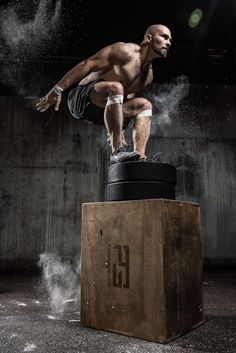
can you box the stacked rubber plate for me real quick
[106,162,176,201]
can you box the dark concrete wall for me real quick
[0,84,236,270]
[0,96,107,271]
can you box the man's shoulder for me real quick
[112,42,140,57]
[112,42,139,50]
[108,42,139,63]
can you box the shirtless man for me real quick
[36,24,172,164]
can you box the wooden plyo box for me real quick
[81,199,204,343]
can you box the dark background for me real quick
[1,0,236,94]
[59,0,236,84]
[56,0,236,53]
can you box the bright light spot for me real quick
[189,8,203,28]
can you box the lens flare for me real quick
[189,8,203,28]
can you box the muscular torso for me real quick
[79,43,153,95]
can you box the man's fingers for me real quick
[36,104,46,111]
[36,97,48,107]
[36,104,50,112]
[40,105,50,112]
[39,96,47,103]
[35,93,60,112]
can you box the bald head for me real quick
[144,24,171,38]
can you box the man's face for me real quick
[151,26,172,58]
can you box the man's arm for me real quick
[36,42,132,112]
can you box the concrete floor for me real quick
[0,270,236,353]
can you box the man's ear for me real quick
[146,34,152,43]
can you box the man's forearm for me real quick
[56,60,91,91]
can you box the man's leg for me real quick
[132,112,152,158]
[104,93,124,152]
[90,81,124,151]
[89,81,141,163]
[123,97,152,158]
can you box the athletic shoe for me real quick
[110,147,140,164]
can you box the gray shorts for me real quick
[67,80,105,125]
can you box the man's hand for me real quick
[36,87,62,112]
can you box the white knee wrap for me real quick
[136,109,152,118]
[106,95,124,106]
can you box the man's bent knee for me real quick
[136,109,152,119]
[135,99,152,118]
[107,81,124,96]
